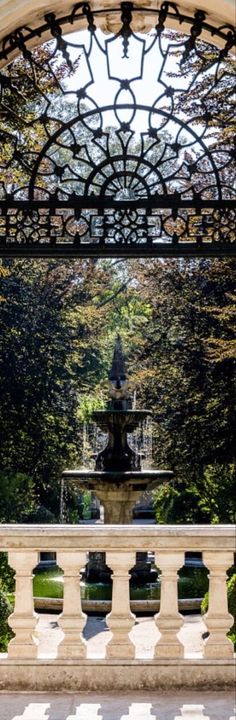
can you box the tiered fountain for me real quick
[63,336,173,524]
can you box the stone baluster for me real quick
[203,551,234,658]
[154,551,184,658]
[106,551,136,658]
[57,551,87,658]
[7,550,39,658]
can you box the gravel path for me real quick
[35,613,207,659]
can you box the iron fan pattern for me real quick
[0,2,235,256]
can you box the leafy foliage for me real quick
[0,470,36,523]
[0,43,80,190]
[201,573,236,647]
[0,554,14,594]
[126,258,236,522]
[0,257,235,524]
[0,259,116,518]
[0,583,13,652]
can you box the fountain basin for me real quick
[62,469,173,523]
[63,470,173,525]
[33,563,208,613]
[63,469,173,490]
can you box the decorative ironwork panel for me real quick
[0,2,235,256]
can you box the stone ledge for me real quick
[0,659,234,691]
[33,597,203,613]
[0,523,235,553]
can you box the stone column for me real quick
[96,486,134,524]
[203,551,234,658]
[106,551,136,658]
[57,551,87,658]
[154,551,184,658]
[103,500,134,524]
[7,550,39,659]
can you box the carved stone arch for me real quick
[0,1,235,46]
[0,2,235,257]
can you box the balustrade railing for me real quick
[0,524,234,664]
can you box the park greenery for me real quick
[0,38,235,651]
[201,572,236,648]
[1,256,235,650]
[0,37,234,528]
[0,256,235,526]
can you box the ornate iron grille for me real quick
[0,2,235,257]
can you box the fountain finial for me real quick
[108,335,130,407]
[108,334,126,383]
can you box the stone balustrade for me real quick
[0,524,235,691]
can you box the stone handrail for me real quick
[0,523,234,665]
[0,523,235,552]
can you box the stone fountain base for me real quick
[63,470,173,585]
[63,470,173,524]
[83,551,157,585]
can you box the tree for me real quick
[0,43,80,191]
[0,258,117,518]
[0,256,235,524]
[126,258,236,522]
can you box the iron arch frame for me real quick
[0,1,235,257]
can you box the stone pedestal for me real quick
[130,552,157,585]
[85,552,112,583]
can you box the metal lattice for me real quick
[0,2,235,256]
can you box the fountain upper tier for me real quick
[92,338,155,473]
[92,408,152,472]
[93,409,150,433]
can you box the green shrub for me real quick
[26,505,56,523]
[0,583,13,652]
[0,553,15,593]
[201,572,236,646]
[178,566,208,599]
[227,573,236,645]
[0,470,36,522]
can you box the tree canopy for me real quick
[0,256,235,524]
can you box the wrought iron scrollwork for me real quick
[0,2,235,256]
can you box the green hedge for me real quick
[201,572,236,647]
[0,583,13,652]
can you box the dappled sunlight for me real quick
[11,704,50,720]
[1,694,234,720]
[34,612,207,660]
[66,706,103,720]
